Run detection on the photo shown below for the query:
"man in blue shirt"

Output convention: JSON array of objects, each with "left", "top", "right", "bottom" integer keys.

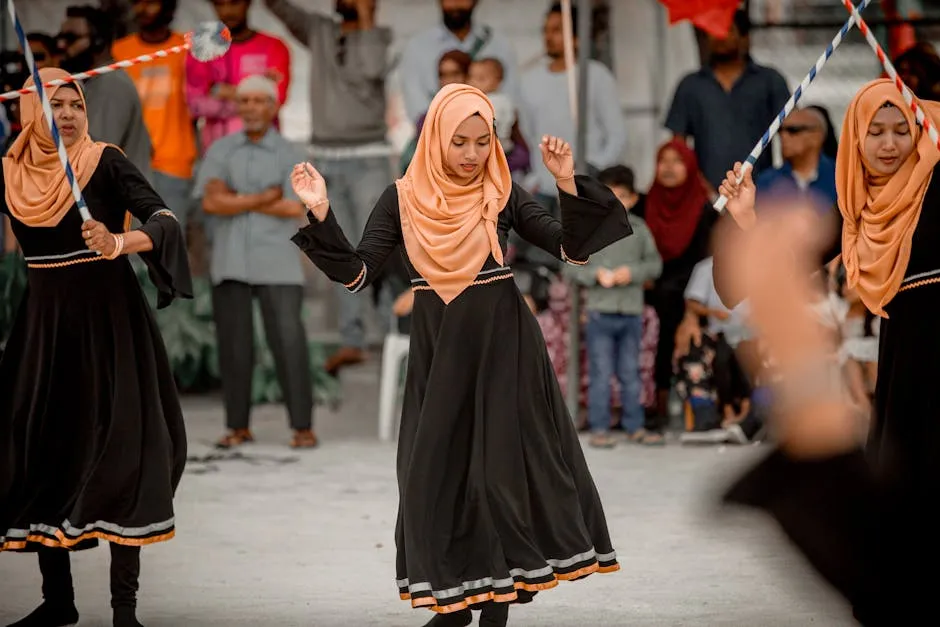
[
  {"left": 755, "top": 106, "right": 837, "bottom": 213},
  {"left": 665, "top": 10, "right": 790, "bottom": 191}
]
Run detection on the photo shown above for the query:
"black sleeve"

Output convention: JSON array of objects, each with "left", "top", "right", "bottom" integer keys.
[
  {"left": 722, "top": 448, "right": 914, "bottom": 625},
  {"left": 291, "top": 184, "right": 401, "bottom": 294},
  {"left": 105, "top": 147, "right": 193, "bottom": 309},
  {"left": 507, "top": 176, "right": 633, "bottom": 264},
  {"left": 0, "top": 166, "right": 7, "bottom": 216}
]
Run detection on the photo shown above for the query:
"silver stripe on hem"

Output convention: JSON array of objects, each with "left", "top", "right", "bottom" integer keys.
[
  {"left": 396, "top": 548, "right": 615, "bottom": 599},
  {"left": 25, "top": 249, "right": 98, "bottom": 262},
  {"left": 902, "top": 268, "right": 940, "bottom": 284},
  {"left": 2, "top": 516, "right": 176, "bottom": 541}
]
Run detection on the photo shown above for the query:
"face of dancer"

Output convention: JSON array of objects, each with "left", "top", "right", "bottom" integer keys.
[
  {"left": 863, "top": 104, "right": 914, "bottom": 176},
  {"left": 48, "top": 85, "right": 86, "bottom": 148},
  {"left": 212, "top": 0, "right": 250, "bottom": 36},
  {"left": 445, "top": 114, "right": 492, "bottom": 184},
  {"left": 440, "top": 0, "right": 475, "bottom": 33},
  {"left": 544, "top": 11, "right": 576, "bottom": 60},
  {"left": 656, "top": 147, "right": 688, "bottom": 188},
  {"left": 438, "top": 58, "right": 467, "bottom": 88},
  {"left": 237, "top": 90, "right": 277, "bottom": 135},
  {"left": 780, "top": 109, "right": 824, "bottom": 162}
]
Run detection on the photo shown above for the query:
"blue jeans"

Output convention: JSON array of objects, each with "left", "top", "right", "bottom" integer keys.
[
  {"left": 587, "top": 312, "right": 644, "bottom": 434},
  {"left": 316, "top": 155, "right": 393, "bottom": 348}
]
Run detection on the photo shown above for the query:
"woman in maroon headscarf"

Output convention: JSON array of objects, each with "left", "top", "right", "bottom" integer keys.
[{"left": 636, "top": 139, "right": 718, "bottom": 443}]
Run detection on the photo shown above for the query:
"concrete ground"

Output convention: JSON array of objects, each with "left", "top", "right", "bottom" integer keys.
[{"left": 0, "top": 359, "right": 855, "bottom": 626}]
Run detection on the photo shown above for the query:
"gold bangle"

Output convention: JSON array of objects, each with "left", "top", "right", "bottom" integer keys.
[{"left": 104, "top": 233, "right": 124, "bottom": 260}]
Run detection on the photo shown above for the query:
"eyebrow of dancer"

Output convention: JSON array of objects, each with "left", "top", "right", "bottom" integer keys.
[{"left": 453, "top": 133, "right": 491, "bottom": 141}]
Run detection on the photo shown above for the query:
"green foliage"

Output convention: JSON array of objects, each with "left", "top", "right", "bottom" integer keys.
[
  {"left": 134, "top": 264, "right": 342, "bottom": 406},
  {"left": 0, "top": 253, "right": 27, "bottom": 349}
]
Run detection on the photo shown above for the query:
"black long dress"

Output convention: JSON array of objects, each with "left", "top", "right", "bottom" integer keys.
[
  {"left": 292, "top": 176, "right": 628, "bottom": 614},
  {"left": 0, "top": 146, "right": 192, "bottom": 553},
  {"left": 717, "top": 168, "right": 940, "bottom": 624}
]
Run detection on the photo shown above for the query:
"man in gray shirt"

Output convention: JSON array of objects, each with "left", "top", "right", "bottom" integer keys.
[
  {"left": 193, "top": 75, "right": 316, "bottom": 451},
  {"left": 58, "top": 5, "right": 152, "bottom": 180},
  {"left": 264, "top": 0, "right": 393, "bottom": 375}
]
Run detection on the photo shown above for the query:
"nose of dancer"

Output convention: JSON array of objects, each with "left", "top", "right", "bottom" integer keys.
[
  {"left": 49, "top": 84, "right": 85, "bottom": 147},
  {"left": 446, "top": 113, "right": 492, "bottom": 184}
]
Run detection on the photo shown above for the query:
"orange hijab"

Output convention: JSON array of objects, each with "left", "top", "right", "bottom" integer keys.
[
  {"left": 396, "top": 84, "right": 512, "bottom": 304},
  {"left": 836, "top": 79, "right": 940, "bottom": 316},
  {"left": 3, "top": 68, "right": 107, "bottom": 227}
]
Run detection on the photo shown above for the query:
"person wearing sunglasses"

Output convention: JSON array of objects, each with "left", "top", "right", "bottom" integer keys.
[
  {"left": 754, "top": 106, "right": 837, "bottom": 214},
  {"left": 26, "top": 32, "right": 59, "bottom": 70}
]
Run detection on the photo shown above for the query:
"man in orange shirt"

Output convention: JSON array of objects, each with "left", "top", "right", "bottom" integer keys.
[{"left": 113, "top": 0, "right": 197, "bottom": 236}]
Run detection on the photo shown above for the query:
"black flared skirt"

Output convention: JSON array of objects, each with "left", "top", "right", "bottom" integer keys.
[
  {"left": 0, "top": 259, "right": 187, "bottom": 552},
  {"left": 394, "top": 274, "right": 618, "bottom": 614}
]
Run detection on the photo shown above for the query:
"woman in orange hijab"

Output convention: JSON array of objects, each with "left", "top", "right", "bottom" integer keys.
[
  {"left": 0, "top": 68, "right": 191, "bottom": 627},
  {"left": 713, "top": 79, "right": 940, "bottom": 624},
  {"left": 292, "top": 84, "right": 631, "bottom": 626}
]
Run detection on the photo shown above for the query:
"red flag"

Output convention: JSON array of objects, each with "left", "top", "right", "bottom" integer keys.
[{"left": 659, "top": 0, "right": 741, "bottom": 39}]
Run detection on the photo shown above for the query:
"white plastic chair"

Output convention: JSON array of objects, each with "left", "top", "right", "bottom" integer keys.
[{"left": 378, "top": 316, "right": 410, "bottom": 442}]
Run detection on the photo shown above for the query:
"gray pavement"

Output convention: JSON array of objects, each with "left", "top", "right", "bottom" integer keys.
[{"left": 0, "top": 359, "right": 855, "bottom": 626}]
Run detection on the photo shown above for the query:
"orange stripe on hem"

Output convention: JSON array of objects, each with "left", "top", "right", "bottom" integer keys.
[
  {"left": 1, "top": 529, "right": 175, "bottom": 552},
  {"left": 402, "top": 561, "right": 619, "bottom": 614}
]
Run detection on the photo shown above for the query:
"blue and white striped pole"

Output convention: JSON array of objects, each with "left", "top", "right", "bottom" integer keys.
[
  {"left": 713, "top": 0, "right": 872, "bottom": 212},
  {"left": 7, "top": 0, "right": 92, "bottom": 222}
]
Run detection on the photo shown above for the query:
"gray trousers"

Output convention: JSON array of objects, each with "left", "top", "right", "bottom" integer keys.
[{"left": 211, "top": 281, "right": 312, "bottom": 431}]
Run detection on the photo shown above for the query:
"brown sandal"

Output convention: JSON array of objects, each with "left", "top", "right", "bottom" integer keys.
[
  {"left": 215, "top": 429, "right": 254, "bottom": 449},
  {"left": 291, "top": 429, "right": 318, "bottom": 449}
]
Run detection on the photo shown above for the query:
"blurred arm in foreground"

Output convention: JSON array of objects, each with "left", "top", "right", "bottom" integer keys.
[
  {"left": 712, "top": 162, "right": 842, "bottom": 309},
  {"left": 714, "top": 198, "right": 930, "bottom": 626}
]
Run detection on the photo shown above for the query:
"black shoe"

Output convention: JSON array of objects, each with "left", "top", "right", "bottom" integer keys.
[
  {"left": 480, "top": 602, "right": 509, "bottom": 626},
  {"left": 422, "top": 609, "right": 472, "bottom": 626},
  {"left": 6, "top": 602, "right": 79, "bottom": 627},
  {"left": 113, "top": 607, "right": 143, "bottom": 627}
]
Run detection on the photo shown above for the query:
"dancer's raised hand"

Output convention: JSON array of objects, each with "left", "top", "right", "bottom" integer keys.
[
  {"left": 540, "top": 135, "right": 575, "bottom": 182},
  {"left": 291, "top": 162, "right": 329, "bottom": 221},
  {"left": 718, "top": 162, "right": 757, "bottom": 231}
]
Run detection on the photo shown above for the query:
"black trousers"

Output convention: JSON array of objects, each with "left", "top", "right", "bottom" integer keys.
[
  {"left": 38, "top": 544, "right": 140, "bottom": 608},
  {"left": 211, "top": 281, "right": 313, "bottom": 431}
]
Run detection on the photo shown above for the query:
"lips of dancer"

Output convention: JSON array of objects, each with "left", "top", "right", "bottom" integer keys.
[
  {"left": 863, "top": 103, "right": 915, "bottom": 175},
  {"left": 445, "top": 113, "right": 492, "bottom": 184}
]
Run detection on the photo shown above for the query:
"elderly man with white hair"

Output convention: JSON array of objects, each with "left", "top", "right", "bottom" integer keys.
[{"left": 192, "top": 75, "right": 317, "bottom": 450}]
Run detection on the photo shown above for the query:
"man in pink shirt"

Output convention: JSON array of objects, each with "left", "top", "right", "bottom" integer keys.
[{"left": 186, "top": 0, "right": 291, "bottom": 154}]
